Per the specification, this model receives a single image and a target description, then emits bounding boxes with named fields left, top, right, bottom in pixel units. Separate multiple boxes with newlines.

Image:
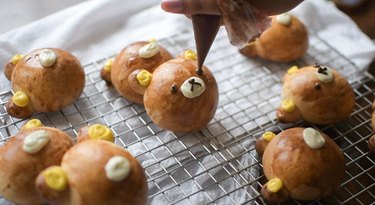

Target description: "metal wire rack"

left=0, top=29, right=374, bottom=205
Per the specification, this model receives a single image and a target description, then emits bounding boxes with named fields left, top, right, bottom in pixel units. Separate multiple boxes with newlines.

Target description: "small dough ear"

left=261, top=178, right=289, bottom=204
left=4, top=54, right=24, bottom=81
left=77, top=124, right=114, bottom=143
left=276, top=99, right=301, bottom=123
left=369, top=135, right=375, bottom=153
left=239, top=41, right=258, bottom=57
left=128, top=69, right=152, bottom=95
left=35, top=166, right=70, bottom=204
left=6, top=91, right=34, bottom=119
left=100, top=58, right=114, bottom=84
left=255, top=132, right=276, bottom=156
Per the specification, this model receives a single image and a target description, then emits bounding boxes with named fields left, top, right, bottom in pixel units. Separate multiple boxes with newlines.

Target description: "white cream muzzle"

left=39, top=49, right=57, bottom=67
left=105, top=156, right=131, bottom=182
left=180, top=77, right=206, bottom=99
left=303, top=128, right=325, bottom=149
left=23, top=130, right=50, bottom=153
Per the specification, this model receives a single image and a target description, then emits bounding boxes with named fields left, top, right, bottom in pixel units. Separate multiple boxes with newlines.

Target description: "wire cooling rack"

left=0, top=29, right=374, bottom=205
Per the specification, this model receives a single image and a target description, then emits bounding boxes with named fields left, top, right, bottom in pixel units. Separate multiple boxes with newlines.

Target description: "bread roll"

left=36, top=125, right=148, bottom=205
left=5, top=48, right=85, bottom=119
left=240, top=13, right=308, bottom=63
left=0, top=119, right=73, bottom=205
left=102, top=40, right=172, bottom=104
left=144, top=52, right=219, bottom=132
left=277, top=64, right=355, bottom=124
left=256, top=127, right=345, bottom=203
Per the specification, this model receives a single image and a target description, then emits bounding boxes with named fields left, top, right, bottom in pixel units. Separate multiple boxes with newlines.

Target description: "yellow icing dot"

left=43, top=166, right=68, bottom=191
left=184, top=50, right=197, bottom=60
left=12, top=91, right=29, bottom=107
left=267, top=178, right=283, bottom=193
left=10, top=54, right=24, bottom=65
left=88, top=124, right=114, bottom=142
left=104, top=58, right=114, bottom=73
left=148, top=38, right=157, bottom=43
left=287, top=66, right=299, bottom=74
left=24, top=119, right=43, bottom=129
left=262, top=132, right=276, bottom=142
left=136, top=70, right=152, bottom=87
left=281, top=99, right=295, bottom=113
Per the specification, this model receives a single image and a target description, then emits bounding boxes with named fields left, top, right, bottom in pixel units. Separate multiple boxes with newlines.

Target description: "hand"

left=161, top=0, right=304, bottom=16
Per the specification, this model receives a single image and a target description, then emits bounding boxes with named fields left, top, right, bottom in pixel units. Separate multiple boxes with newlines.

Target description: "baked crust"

left=0, top=126, right=73, bottom=205
left=278, top=65, right=355, bottom=124
left=260, top=128, right=345, bottom=201
left=6, top=48, right=85, bottom=118
left=144, top=58, right=219, bottom=132
left=110, top=41, right=173, bottom=104
left=240, top=15, right=308, bottom=62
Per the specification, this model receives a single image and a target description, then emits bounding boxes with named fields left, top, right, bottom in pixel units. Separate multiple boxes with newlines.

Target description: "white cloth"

left=0, top=0, right=374, bottom=205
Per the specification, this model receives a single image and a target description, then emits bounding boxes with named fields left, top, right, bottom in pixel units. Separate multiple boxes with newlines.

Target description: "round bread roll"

left=36, top=139, right=148, bottom=205
left=144, top=51, right=219, bottom=132
left=0, top=119, right=73, bottom=205
left=277, top=64, right=355, bottom=124
left=255, top=127, right=345, bottom=203
left=102, top=40, right=172, bottom=104
left=240, top=13, right=308, bottom=63
left=5, top=48, right=85, bottom=119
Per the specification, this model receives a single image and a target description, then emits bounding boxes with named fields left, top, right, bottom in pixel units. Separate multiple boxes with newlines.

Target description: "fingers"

left=161, top=0, right=220, bottom=15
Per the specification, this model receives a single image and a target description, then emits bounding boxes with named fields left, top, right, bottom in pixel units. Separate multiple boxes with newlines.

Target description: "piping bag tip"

left=192, top=14, right=221, bottom=74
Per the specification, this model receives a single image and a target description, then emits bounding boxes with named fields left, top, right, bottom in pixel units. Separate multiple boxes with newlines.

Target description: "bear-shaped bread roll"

left=35, top=124, right=148, bottom=205
left=276, top=64, right=355, bottom=124
left=255, top=127, right=345, bottom=204
left=143, top=50, right=219, bottom=132
left=4, top=48, right=85, bottom=119
left=0, top=119, right=73, bottom=205
left=240, top=13, right=308, bottom=63
left=100, top=39, right=173, bottom=104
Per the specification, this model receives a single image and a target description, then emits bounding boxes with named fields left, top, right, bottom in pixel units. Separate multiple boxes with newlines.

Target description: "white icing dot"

left=180, top=77, right=206, bottom=99
left=303, top=128, right=325, bottom=149
left=23, top=130, right=50, bottom=153
left=316, top=67, right=334, bottom=83
left=139, top=42, right=160, bottom=58
left=276, top=13, right=292, bottom=26
left=39, top=49, right=57, bottom=67
left=105, top=156, right=131, bottom=182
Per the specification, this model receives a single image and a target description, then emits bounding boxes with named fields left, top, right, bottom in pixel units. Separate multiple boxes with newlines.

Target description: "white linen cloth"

left=0, top=0, right=374, bottom=205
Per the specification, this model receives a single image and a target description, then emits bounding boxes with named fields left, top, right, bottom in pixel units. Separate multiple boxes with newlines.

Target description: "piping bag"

left=191, top=0, right=271, bottom=74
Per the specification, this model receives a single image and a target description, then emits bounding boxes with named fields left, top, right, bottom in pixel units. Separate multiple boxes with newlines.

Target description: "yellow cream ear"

left=183, top=50, right=197, bottom=60
left=6, top=91, right=34, bottom=119
left=42, top=166, right=69, bottom=192
left=87, top=124, right=114, bottom=143
left=21, top=119, right=43, bottom=130
left=36, top=166, right=70, bottom=204
left=261, top=178, right=289, bottom=204
left=287, top=65, right=299, bottom=75
left=276, top=99, right=302, bottom=123
left=255, top=132, right=276, bottom=155
left=128, top=69, right=152, bottom=95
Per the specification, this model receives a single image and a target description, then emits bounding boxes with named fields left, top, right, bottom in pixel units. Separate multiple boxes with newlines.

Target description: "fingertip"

left=161, top=0, right=183, bottom=13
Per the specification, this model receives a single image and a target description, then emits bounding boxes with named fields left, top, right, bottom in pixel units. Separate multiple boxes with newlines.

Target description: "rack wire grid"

left=0, top=28, right=375, bottom=205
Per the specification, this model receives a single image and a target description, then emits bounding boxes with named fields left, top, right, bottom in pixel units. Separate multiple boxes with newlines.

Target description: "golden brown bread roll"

left=143, top=50, right=219, bottom=132
left=276, top=64, right=355, bottom=124
left=255, top=127, right=345, bottom=203
left=4, top=48, right=85, bottom=119
left=0, top=119, right=73, bottom=205
left=36, top=124, right=148, bottom=205
left=101, top=40, right=173, bottom=104
left=240, top=13, right=308, bottom=63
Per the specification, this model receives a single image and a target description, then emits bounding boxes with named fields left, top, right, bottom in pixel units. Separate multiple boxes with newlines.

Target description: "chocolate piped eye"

left=170, top=84, right=178, bottom=94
